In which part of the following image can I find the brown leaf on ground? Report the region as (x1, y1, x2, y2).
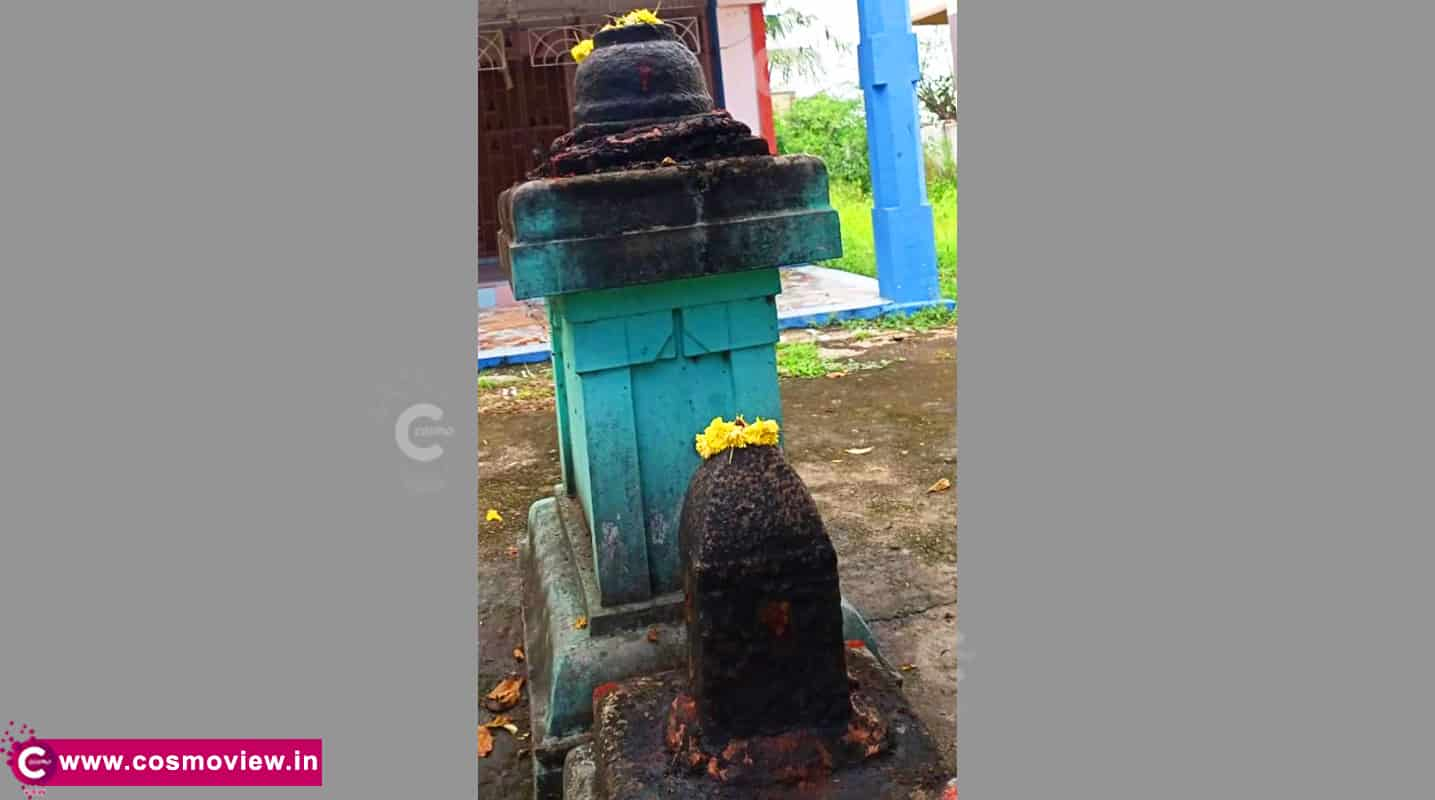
(477, 726, 494, 758)
(826, 371, 848, 379)
(483, 715, 520, 736)
(513, 647, 525, 662)
(647, 626, 660, 643)
(927, 478, 953, 494)
(845, 447, 875, 455)
(898, 663, 919, 672)
(482, 675, 525, 713)
(506, 546, 519, 558)
(574, 616, 589, 630)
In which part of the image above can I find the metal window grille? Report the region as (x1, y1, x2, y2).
(478, 30, 507, 72)
(527, 17, 703, 68)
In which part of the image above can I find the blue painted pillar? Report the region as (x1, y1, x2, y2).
(857, 0, 941, 306)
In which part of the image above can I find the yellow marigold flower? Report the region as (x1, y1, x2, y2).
(694, 416, 780, 460)
(486, 509, 503, 523)
(571, 39, 595, 63)
(602, 9, 664, 31)
(742, 418, 781, 447)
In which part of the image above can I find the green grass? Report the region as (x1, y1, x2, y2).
(776, 340, 897, 378)
(776, 342, 832, 378)
(823, 179, 958, 307)
(838, 304, 957, 332)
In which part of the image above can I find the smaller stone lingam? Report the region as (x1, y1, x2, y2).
(563, 446, 952, 799)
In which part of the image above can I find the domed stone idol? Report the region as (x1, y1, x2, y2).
(572, 22, 714, 136)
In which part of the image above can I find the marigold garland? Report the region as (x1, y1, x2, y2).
(571, 8, 664, 64)
(695, 416, 780, 460)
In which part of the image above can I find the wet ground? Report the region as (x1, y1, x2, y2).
(479, 327, 957, 798)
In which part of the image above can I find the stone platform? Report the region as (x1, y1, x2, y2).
(520, 488, 895, 799)
(561, 644, 952, 800)
(479, 264, 952, 369)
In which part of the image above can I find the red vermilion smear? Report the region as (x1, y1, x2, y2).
(846, 639, 867, 650)
(592, 681, 622, 704)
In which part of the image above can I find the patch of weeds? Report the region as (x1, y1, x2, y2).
(776, 342, 833, 378)
(479, 364, 558, 413)
(830, 358, 894, 375)
(778, 342, 897, 379)
(837, 305, 958, 334)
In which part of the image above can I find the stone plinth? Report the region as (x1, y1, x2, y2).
(564, 645, 952, 800)
(500, 155, 841, 300)
(519, 484, 893, 799)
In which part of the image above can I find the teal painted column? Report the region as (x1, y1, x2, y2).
(550, 271, 784, 605)
(857, 0, 941, 306)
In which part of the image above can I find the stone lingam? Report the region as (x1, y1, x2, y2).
(562, 445, 953, 799)
(499, 19, 894, 798)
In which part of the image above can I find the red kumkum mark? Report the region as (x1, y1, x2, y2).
(592, 681, 622, 706)
(758, 600, 792, 639)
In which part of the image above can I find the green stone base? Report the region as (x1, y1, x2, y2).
(521, 494, 893, 800)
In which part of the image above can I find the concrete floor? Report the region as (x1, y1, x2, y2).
(478, 328, 957, 798)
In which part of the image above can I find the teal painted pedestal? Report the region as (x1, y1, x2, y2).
(550, 269, 783, 605)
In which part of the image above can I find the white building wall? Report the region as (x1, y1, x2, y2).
(715, 0, 763, 137)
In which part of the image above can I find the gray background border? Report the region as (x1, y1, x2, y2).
(1, 2, 477, 797)
(962, 0, 1434, 796)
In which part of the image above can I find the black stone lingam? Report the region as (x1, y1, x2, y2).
(573, 23, 712, 135)
(528, 23, 769, 179)
(679, 445, 852, 739)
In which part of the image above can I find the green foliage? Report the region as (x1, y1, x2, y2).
(775, 342, 832, 378)
(838, 304, 958, 332)
(775, 94, 871, 192)
(925, 138, 958, 191)
(776, 341, 896, 377)
(763, 3, 851, 84)
(918, 74, 957, 122)
(821, 178, 958, 306)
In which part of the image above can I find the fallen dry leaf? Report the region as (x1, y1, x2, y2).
(513, 647, 525, 662)
(899, 663, 919, 672)
(845, 447, 875, 456)
(506, 546, 519, 558)
(482, 675, 525, 713)
(647, 627, 660, 643)
(477, 726, 494, 758)
(661, 156, 677, 166)
(574, 616, 589, 630)
(483, 715, 520, 736)
(826, 371, 848, 379)
(927, 478, 953, 494)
